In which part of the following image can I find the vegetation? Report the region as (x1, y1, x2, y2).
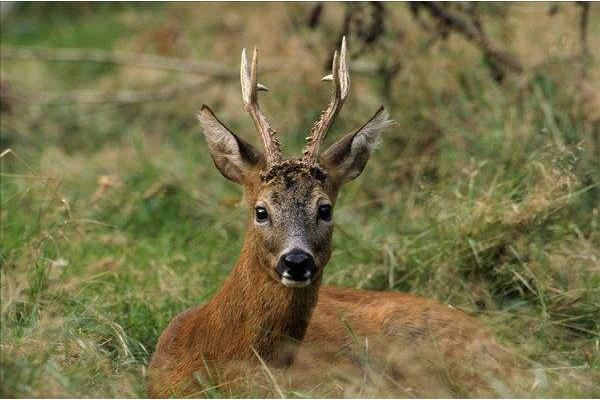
(1, 3, 598, 397)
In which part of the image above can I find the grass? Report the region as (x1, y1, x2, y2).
(1, 2, 599, 397)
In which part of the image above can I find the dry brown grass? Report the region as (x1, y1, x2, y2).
(2, 2, 599, 398)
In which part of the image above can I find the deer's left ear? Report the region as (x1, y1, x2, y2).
(320, 107, 393, 184)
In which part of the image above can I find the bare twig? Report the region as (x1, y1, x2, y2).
(2, 44, 372, 79)
(578, 2, 590, 61)
(1, 46, 238, 78)
(577, 2, 591, 82)
(8, 79, 210, 106)
(415, 2, 524, 76)
(306, 2, 324, 29)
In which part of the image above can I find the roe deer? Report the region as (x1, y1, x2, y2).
(148, 38, 525, 398)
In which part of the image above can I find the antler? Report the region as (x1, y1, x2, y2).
(241, 47, 282, 166)
(302, 36, 350, 164)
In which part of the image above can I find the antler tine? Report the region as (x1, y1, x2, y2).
(302, 36, 350, 164)
(240, 47, 282, 166)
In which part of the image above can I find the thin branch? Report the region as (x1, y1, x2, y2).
(578, 2, 590, 61)
(577, 2, 591, 82)
(417, 2, 524, 75)
(8, 79, 210, 106)
(306, 2, 324, 29)
(1, 46, 237, 78)
(1, 45, 372, 78)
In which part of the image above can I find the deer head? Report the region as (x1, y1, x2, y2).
(198, 37, 393, 289)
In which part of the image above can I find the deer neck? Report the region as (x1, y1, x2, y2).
(205, 233, 322, 367)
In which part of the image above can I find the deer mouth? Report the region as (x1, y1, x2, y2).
(280, 270, 312, 288)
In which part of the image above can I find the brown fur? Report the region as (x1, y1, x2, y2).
(147, 92, 529, 397)
(148, 163, 525, 398)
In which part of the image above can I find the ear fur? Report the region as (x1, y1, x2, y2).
(197, 105, 264, 184)
(320, 107, 394, 184)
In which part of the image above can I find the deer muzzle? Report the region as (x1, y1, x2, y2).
(275, 249, 316, 288)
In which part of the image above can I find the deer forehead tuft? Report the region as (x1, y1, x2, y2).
(260, 159, 327, 184)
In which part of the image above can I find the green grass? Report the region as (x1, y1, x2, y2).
(1, 2, 599, 397)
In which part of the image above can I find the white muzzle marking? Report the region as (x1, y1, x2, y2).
(281, 277, 311, 288)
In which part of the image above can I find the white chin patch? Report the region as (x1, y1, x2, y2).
(281, 277, 311, 288)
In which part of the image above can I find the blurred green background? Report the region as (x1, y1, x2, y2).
(1, 2, 599, 397)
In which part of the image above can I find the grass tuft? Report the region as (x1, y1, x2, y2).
(1, 2, 599, 397)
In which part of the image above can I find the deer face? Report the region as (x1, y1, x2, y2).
(199, 105, 392, 288)
(249, 168, 334, 288)
(198, 38, 393, 288)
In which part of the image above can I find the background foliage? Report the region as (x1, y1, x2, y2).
(1, 2, 599, 397)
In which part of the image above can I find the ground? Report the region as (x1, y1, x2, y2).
(1, 3, 599, 397)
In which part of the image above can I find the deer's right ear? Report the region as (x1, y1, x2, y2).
(198, 105, 264, 184)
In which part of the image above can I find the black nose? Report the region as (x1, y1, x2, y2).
(276, 249, 316, 282)
(284, 251, 310, 266)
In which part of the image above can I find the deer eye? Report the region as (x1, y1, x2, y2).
(318, 204, 332, 222)
(255, 206, 269, 223)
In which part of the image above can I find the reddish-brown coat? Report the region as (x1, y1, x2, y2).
(148, 233, 518, 398)
(149, 49, 523, 396)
